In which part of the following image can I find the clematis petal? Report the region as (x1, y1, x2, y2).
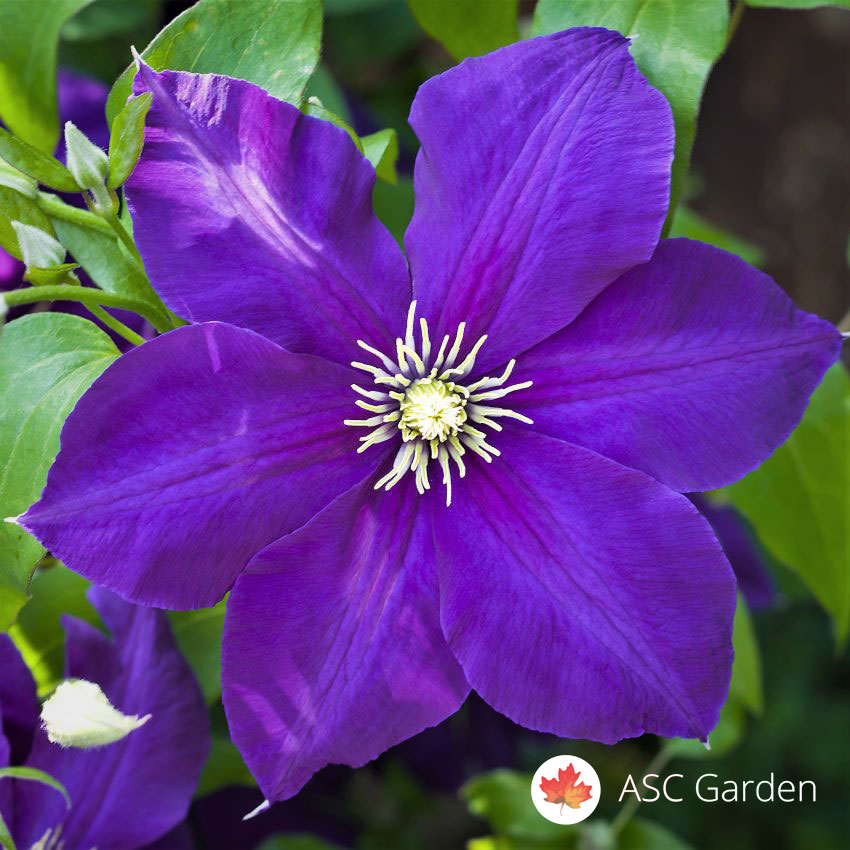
(222, 476, 469, 803)
(13, 588, 209, 850)
(516, 239, 841, 492)
(406, 28, 673, 371)
(21, 322, 375, 610)
(126, 64, 410, 365)
(433, 428, 736, 743)
(0, 637, 38, 765)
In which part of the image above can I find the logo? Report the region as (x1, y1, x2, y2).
(531, 755, 601, 825)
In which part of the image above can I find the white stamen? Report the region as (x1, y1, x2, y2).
(356, 340, 396, 373)
(351, 384, 389, 401)
(467, 359, 516, 392)
(469, 380, 532, 402)
(355, 401, 394, 413)
(29, 824, 76, 850)
(431, 334, 450, 372)
(419, 318, 431, 364)
(443, 322, 466, 370)
(346, 303, 532, 505)
(350, 361, 389, 379)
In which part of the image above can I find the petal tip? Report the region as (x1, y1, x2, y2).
(130, 47, 159, 92)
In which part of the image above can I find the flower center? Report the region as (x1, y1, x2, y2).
(399, 377, 467, 442)
(344, 301, 532, 505)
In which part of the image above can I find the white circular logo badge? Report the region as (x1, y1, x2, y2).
(530, 755, 601, 825)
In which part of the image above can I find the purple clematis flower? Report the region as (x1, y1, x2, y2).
(19, 29, 841, 804)
(0, 588, 209, 850)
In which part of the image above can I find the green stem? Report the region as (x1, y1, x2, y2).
(84, 304, 146, 346)
(2, 285, 171, 334)
(37, 191, 113, 235)
(609, 747, 675, 837)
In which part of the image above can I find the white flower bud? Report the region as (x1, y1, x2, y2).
(64, 120, 108, 190)
(11, 221, 65, 269)
(41, 679, 151, 749)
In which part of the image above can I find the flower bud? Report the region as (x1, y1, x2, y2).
(64, 120, 108, 190)
(11, 221, 65, 269)
(41, 678, 151, 749)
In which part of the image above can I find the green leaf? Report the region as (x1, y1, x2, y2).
(729, 594, 763, 715)
(462, 770, 564, 842)
(362, 128, 399, 185)
(0, 314, 119, 630)
(50, 213, 148, 298)
(720, 364, 850, 644)
(0, 766, 71, 807)
(668, 206, 764, 267)
(619, 818, 696, 850)
(168, 601, 226, 704)
(533, 0, 730, 230)
(106, 0, 322, 124)
(107, 93, 153, 189)
(0, 0, 94, 151)
(408, 0, 519, 60)
(0, 185, 57, 260)
(0, 129, 80, 192)
(9, 562, 96, 698)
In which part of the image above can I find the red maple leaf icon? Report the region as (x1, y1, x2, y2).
(539, 763, 593, 814)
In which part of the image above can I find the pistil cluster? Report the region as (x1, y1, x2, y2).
(345, 302, 532, 505)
